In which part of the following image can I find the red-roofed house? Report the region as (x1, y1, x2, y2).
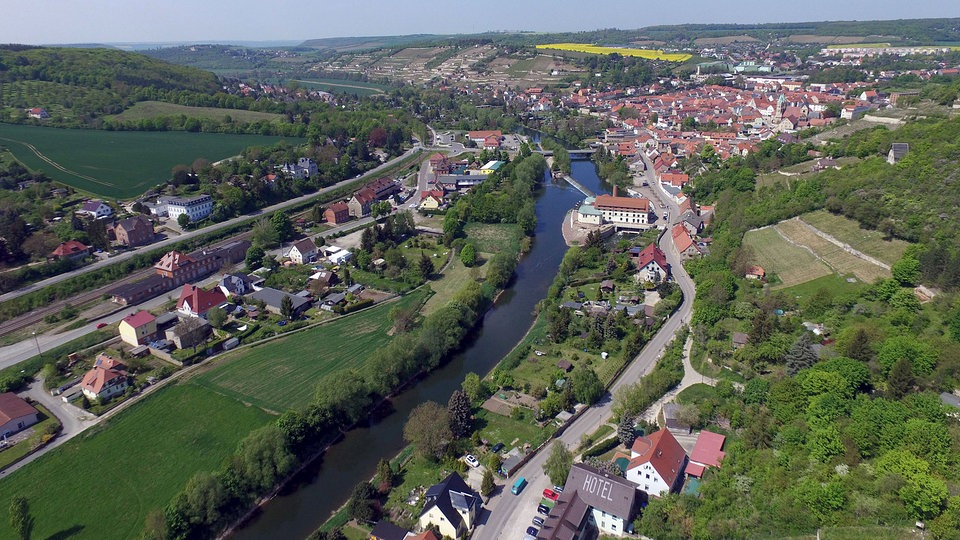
(176, 284, 227, 318)
(0, 392, 39, 436)
(630, 243, 669, 284)
(467, 130, 502, 143)
(324, 202, 350, 225)
(49, 240, 91, 262)
(594, 188, 652, 229)
(745, 265, 766, 280)
(660, 172, 689, 188)
(80, 364, 129, 402)
(685, 430, 726, 478)
(672, 223, 701, 258)
(348, 188, 377, 218)
(625, 428, 688, 496)
(118, 310, 158, 347)
(419, 190, 445, 211)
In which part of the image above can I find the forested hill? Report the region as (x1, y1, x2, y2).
(0, 46, 222, 125)
(640, 17, 960, 43)
(0, 46, 219, 93)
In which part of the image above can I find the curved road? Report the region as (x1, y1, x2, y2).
(474, 217, 696, 540)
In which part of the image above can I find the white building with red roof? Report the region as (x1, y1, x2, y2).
(593, 187, 652, 230)
(80, 359, 129, 402)
(630, 243, 670, 284)
(671, 223, 701, 259)
(176, 284, 227, 318)
(0, 392, 39, 436)
(625, 428, 688, 497)
(685, 430, 726, 478)
(49, 240, 91, 262)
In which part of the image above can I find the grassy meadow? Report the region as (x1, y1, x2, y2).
(0, 123, 302, 198)
(799, 209, 909, 266)
(109, 101, 284, 123)
(193, 289, 431, 412)
(289, 78, 387, 96)
(743, 226, 832, 287)
(0, 383, 272, 540)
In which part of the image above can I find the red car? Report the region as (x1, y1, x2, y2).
(96, 322, 108, 329)
(542, 488, 559, 501)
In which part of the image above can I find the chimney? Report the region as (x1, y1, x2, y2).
(613, 185, 619, 197)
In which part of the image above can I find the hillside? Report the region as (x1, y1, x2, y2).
(0, 46, 221, 126)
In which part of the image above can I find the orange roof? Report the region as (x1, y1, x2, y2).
(176, 284, 227, 316)
(50, 240, 90, 258)
(628, 429, 687, 488)
(154, 250, 195, 273)
(746, 265, 765, 277)
(594, 194, 650, 212)
(690, 430, 726, 469)
(672, 224, 695, 253)
(121, 310, 155, 329)
(81, 366, 126, 395)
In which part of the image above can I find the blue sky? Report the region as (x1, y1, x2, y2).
(2, 0, 958, 45)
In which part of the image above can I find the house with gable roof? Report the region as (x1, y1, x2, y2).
(625, 428, 688, 497)
(671, 223, 701, 259)
(324, 202, 351, 224)
(78, 199, 113, 219)
(629, 243, 670, 284)
(111, 214, 155, 247)
(118, 310, 158, 347)
(418, 472, 481, 539)
(176, 284, 227, 318)
(685, 430, 726, 478)
(348, 188, 377, 218)
(80, 356, 129, 402)
(538, 462, 642, 538)
(49, 240, 91, 262)
(287, 237, 318, 265)
(0, 393, 40, 436)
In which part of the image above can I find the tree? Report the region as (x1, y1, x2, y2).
(785, 333, 818, 375)
(888, 357, 914, 400)
(481, 469, 495, 497)
(251, 218, 279, 248)
(417, 251, 434, 281)
(460, 242, 477, 267)
(347, 481, 379, 523)
(177, 213, 190, 229)
(8, 495, 31, 540)
(462, 372, 485, 402)
(447, 389, 473, 439)
(617, 415, 636, 447)
(376, 458, 394, 493)
(543, 442, 573, 486)
(272, 211, 294, 242)
(404, 401, 452, 460)
(206, 305, 227, 329)
(281, 295, 293, 320)
(570, 368, 604, 405)
(843, 327, 873, 362)
(892, 254, 921, 286)
(245, 244, 265, 272)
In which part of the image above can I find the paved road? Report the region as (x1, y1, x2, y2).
(474, 213, 696, 540)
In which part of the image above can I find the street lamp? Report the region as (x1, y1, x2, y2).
(32, 331, 42, 361)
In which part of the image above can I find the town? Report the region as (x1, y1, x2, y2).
(0, 11, 960, 540)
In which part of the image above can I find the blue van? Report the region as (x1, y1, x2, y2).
(511, 476, 528, 495)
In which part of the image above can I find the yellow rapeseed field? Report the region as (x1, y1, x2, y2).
(535, 43, 692, 62)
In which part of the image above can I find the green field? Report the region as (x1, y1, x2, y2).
(743, 226, 832, 288)
(463, 223, 521, 255)
(289, 78, 387, 96)
(799, 209, 910, 266)
(0, 383, 271, 540)
(194, 289, 431, 412)
(0, 123, 302, 199)
(109, 101, 284, 123)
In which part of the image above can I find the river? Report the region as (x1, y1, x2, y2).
(232, 156, 607, 539)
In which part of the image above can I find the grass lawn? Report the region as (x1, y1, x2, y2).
(193, 289, 430, 412)
(799, 209, 910, 266)
(780, 273, 866, 301)
(0, 383, 271, 540)
(463, 223, 520, 255)
(387, 454, 452, 510)
(422, 255, 486, 316)
(343, 523, 371, 540)
(743, 226, 831, 288)
(475, 408, 555, 451)
(290, 78, 387, 96)
(0, 123, 303, 199)
(775, 218, 890, 284)
(0, 404, 59, 471)
(109, 101, 284, 124)
(676, 383, 718, 404)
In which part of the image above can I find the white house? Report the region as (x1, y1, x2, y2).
(625, 428, 688, 497)
(165, 194, 213, 223)
(577, 197, 603, 225)
(630, 243, 670, 284)
(0, 393, 40, 436)
(541, 463, 642, 537)
(287, 238, 318, 265)
(80, 358, 129, 402)
(593, 189, 652, 229)
(418, 473, 480, 539)
(78, 199, 113, 220)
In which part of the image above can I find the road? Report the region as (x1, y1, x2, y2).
(474, 212, 696, 540)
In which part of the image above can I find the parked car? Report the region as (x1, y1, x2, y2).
(523, 536, 536, 540)
(277, 320, 287, 326)
(526, 527, 539, 537)
(464, 454, 480, 468)
(95, 322, 108, 329)
(543, 488, 559, 501)
(532, 517, 545, 527)
(553, 485, 564, 494)
(491, 442, 504, 453)
(537, 504, 550, 515)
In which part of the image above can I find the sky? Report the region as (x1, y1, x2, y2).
(2, 0, 958, 45)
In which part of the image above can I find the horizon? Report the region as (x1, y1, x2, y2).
(2, 0, 958, 46)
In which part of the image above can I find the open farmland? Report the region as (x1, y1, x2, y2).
(109, 100, 284, 123)
(743, 226, 832, 288)
(194, 289, 430, 412)
(799, 210, 910, 266)
(775, 218, 891, 284)
(0, 123, 302, 199)
(0, 383, 271, 540)
(291, 78, 387, 96)
(535, 43, 692, 62)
